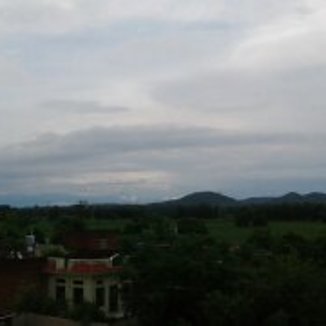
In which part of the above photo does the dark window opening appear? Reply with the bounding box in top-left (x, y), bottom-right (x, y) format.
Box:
top-left (73, 280), bottom-right (83, 285)
top-left (109, 285), bottom-right (119, 312)
top-left (56, 278), bottom-right (66, 284)
top-left (73, 287), bottom-right (84, 305)
top-left (56, 286), bottom-right (65, 302)
top-left (96, 287), bottom-right (105, 307)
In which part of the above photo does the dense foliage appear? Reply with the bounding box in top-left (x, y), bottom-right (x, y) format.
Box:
top-left (122, 221), bottom-right (326, 326)
top-left (3, 202), bottom-right (326, 324)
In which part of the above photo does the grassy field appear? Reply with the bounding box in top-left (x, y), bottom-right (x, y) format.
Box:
top-left (205, 219), bottom-right (326, 243)
top-left (2, 215), bottom-right (326, 246)
top-left (83, 217), bottom-right (326, 243)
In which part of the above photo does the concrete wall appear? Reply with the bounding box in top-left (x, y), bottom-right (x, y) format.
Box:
top-left (0, 259), bottom-right (46, 310)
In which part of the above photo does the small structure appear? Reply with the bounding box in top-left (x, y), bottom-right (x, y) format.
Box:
top-left (45, 254), bottom-right (124, 319)
top-left (0, 230), bottom-right (125, 321)
top-left (25, 233), bottom-right (36, 257)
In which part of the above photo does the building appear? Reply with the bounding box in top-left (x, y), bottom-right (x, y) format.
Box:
top-left (44, 230), bottom-right (124, 319)
top-left (0, 258), bottom-right (46, 310)
top-left (45, 255), bottom-right (124, 319)
top-left (0, 230), bottom-right (125, 321)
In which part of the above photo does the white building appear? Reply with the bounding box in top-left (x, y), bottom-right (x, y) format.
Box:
top-left (45, 255), bottom-right (124, 319)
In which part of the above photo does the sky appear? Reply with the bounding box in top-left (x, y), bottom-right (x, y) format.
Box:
top-left (0, 0), bottom-right (326, 205)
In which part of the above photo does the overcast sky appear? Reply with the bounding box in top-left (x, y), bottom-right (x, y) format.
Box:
top-left (0, 0), bottom-right (326, 205)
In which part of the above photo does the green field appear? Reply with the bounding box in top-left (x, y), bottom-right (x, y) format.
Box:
top-left (205, 219), bottom-right (326, 243)
top-left (10, 217), bottom-right (326, 244)
top-left (82, 218), bottom-right (326, 243)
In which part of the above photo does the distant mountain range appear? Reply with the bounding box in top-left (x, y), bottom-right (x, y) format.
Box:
top-left (158, 191), bottom-right (326, 206)
top-left (3, 191), bottom-right (326, 208)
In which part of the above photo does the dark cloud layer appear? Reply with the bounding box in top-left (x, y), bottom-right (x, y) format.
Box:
top-left (0, 125), bottom-right (324, 204)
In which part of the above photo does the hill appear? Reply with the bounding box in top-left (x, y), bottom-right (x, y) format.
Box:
top-left (157, 191), bottom-right (326, 207)
top-left (166, 191), bottom-right (237, 206)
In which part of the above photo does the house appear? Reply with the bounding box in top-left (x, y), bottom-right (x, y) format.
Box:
top-left (0, 230), bottom-right (125, 321)
top-left (44, 254), bottom-right (124, 319)
top-left (44, 230), bottom-right (124, 319)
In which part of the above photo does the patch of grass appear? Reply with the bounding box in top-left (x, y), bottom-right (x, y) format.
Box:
top-left (205, 219), bottom-right (326, 243)
top-left (269, 221), bottom-right (326, 239)
top-left (5, 215), bottom-right (326, 245)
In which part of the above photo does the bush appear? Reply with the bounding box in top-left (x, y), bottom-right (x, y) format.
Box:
top-left (69, 302), bottom-right (107, 325)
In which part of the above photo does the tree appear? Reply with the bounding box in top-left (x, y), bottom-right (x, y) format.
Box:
top-left (124, 234), bottom-right (237, 326)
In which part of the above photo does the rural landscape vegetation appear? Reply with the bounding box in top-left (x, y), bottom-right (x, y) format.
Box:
top-left (3, 192), bottom-right (326, 325)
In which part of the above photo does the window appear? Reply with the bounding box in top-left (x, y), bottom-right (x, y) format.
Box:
top-left (109, 285), bottom-right (119, 312)
top-left (96, 287), bottom-right (105, 307)
top-left (73, 280), bottom-right (83, 285)
top-left (56, 278), bottom-right (66, 284)
top-left (56, 285), bottom-right (65, 302)
top-left (73, 287), bottom-right (84, 305)
top-left (55, 278), bottom-right (66, 302)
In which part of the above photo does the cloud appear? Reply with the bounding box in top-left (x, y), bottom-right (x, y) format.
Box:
top-left (0, 125), bottom-right (307, 164)
top-left (0, 0), bottom-right (310, 37)
top-left (42, 100), bottom-right (129, 115)
top-left (151, 3), bottom-right (326, 132)
top-left (0, 125), bottom-right (324, 201)
top-left (0, 0), bottom-right (326, 203)
top-left (152, 65), bottom-right (326, 115)
top-left (228, 4), bottom-right (326, 71)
